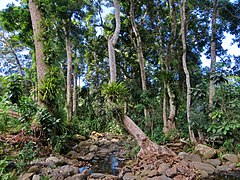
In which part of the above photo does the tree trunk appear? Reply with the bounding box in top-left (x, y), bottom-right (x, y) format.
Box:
top-left (73, 49), bottom-right (78, 114)
top-left (130, 0), bottom-right (149, 120)
top-left (29, 0), bottom-right (48, 107)
top-left (166, 84), bottom-right (176, 130)
top-left (180, 0), bottom-right (196, 143)
top-left (108, 0), bottom-right (120, 83)
top-left (209, 0), bottom-right (218, 109)
top-left (64, 24), bottom-right (73, 122)
top-left (160, 0), bottom-right (177, 134)
top-left (123, 115), bottom-right (176, 158)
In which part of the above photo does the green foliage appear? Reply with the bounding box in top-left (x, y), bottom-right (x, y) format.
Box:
top-left (101, 82), bottom-right (128, 103)
top-left (37, 108), bottom-right (66, 137)
top-left (2, 74), bottom-right (23, 105)
top-left (16, 142), bottom-right (37, 172)
top-left (51, 133), bottom-right (72, 154)
top-left (0, 158), bottom-right (16, 180)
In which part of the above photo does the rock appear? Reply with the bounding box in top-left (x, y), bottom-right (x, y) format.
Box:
top-left (222, 154), bottom-right (239, 163)
top-left (98, 148), bottom-right (110, 157)
top-left (204, 159), bottom-right (221, 167)
top-left (199, 170), bottom-right (209, 179)
top-left (179, 160), bottom-right (188, 167)
top-left (19, 173), bottom-right (34, 180)
top-left (60, 165), bottom-right (79, 177)
top-left (89, 145), bottom-right (98, 152)
top-left (104, 175), bottom-right (119, 180)
top-left (67, 151), bottom-right (79, 159)
top-left (79, 153), bottom-right (94, 161)
top-left (173, 175), bottom-right (189, 180)
top-left (51, 172), bottom-right (65, 180)
top-left (123, 172), bottom-right (137, 180)
top-left (216, 165), bottom-right (232, 172)
top-left (90, 173), bottom-right (106, 178)
top-left (228, 162), bottom-right (237, 169)
top-left (111, 138), bottom-right (119, 143)
top-left (65, 173), bottom-right (87, 180)
top-left (148, 170), bottom-right (159, 177)
top-left (165, 166), bottom-right (177, 177)
top-left (73, 134), bottom-right (86, 141)
top-left (46, 156), bottom-right (63, 166)
top-left (178, 152), bottom-right (202, 162)
top-left (158, 163), bottom-right (169, 174)
top-left (32, 175), bottom-right (41, 180)
top-left (195, 144), bottom-right (217, 159)
top-left (27, 165), bottom-right (41, 173)
top-left (150, 175), bottom-right (171, 180)
top-left (191, 162), bottom-right (215, 174)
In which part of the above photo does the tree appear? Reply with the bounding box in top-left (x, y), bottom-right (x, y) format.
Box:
top-left (129, 0), bottom-right (149, 120)
top-left (29, 0), bottom-right (49, 107)
top-left (209, 0), bottom-right (218, 109)
top-left (180, 0), bottom-right (196, 143)
top-left (64, 20), bottom-right (73, 122)
top-left (108, 0), bottom-right (121, 83)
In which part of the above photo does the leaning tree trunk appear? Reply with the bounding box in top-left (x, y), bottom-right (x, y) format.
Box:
top-left (64, 24), bottom-right (73, 122)
top-left (209, 0), bottom-right (218, 109)
top-left (180, 0), bottom-right (196, 143)
top-left (29, 0), bottom-right (48, 107)
top-left (123, 115), bottom-right (176, 158)
top-left (130, 0), bottom-right (150, 121)
top-left (108, 0), bottom-right (120, 83)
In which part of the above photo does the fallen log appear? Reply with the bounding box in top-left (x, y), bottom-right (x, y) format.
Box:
top-left (122, 115), bottom-right (176, 158)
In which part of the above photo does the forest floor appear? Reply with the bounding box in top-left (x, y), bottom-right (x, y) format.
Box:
top-left (1, 132), bottom-right (240, 179)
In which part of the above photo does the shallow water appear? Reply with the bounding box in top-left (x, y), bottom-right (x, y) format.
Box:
top-left (79, 154), bottom-right (123, 175)
top-left (209, 171), bottom-right (240, 180)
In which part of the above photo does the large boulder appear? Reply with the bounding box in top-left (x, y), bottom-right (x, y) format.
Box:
top-left (194, 144), bottom-right (217, 159)
top-left (191, 162), bottom-right (215, 174)
top-left (178, 152), bottom-right (202, 162)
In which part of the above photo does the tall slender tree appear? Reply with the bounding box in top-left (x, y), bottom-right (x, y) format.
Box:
top-left (108, 0), bottom-right (121, 83)
top-left (209, 0), bottom-right (218, 108)
top-left (129, 0), bottom-right (149, 120)
top-left (180, 0), bottom-right (196, 143)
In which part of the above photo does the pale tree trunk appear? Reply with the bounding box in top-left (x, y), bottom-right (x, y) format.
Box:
top-left (29, 0), bottom-right (48, 107)
top-left (64, 24), bottom-right (73, 122)
top-left (157, 21), bottom-right (169, 134)
top-left (180, 0), bottom-right (196, 143)
top-left (123, 115), bottom-right (176, 158)
top-left (209, 0), bottom-right (218, 109)
top-left (130, 0), bottom-right (150, 122)
top-left (160, 0), bottom-right (177, 134)
top-left (73, 49), bottom-right (78, 114)
top-left (108, 0), bottom-right (120, 83)
top-left (166, 84), bottom-right (176, 130)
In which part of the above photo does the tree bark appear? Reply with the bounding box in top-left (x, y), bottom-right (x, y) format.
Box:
top-left (123, 115), bottom-right (176, 158)
top-left (29, 0), bottom-right (48, 107)
top-left (160, 0), bottom-right (177, 134)
top-left (180, 0), bottom-right (196, 143)
top-left (108, 0), bottom-right (121, 83)
top-left (209, 0), bottom-right (218, 109)
top-left (64, 24), bottom-right (73, 122)
top-left (73, 49), bottom-right (78, 114)
top-left (130, 0), bottom-right (149, 120)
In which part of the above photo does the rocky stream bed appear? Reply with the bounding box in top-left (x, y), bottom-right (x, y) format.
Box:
top-left (15, 132), bottom-right (240, 180)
